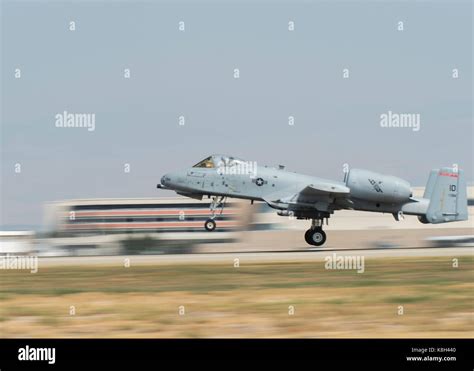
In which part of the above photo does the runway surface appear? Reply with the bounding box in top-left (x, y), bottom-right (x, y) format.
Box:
top-left (37, 246), bottom-right (473, 267)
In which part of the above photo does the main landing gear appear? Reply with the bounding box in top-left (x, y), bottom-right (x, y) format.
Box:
top-left (304, 219), bottom-right (327, 246)
top-left (204, 196), bottom-right (227, 232)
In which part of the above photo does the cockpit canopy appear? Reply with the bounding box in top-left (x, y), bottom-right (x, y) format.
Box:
top-left (192, 155), bottom-right (245, 169)
top-left (192, 156), bottom-right (215, 168)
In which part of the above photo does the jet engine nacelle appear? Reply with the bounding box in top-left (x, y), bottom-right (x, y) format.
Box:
top-left (346, 169), bottom-right (411, 204)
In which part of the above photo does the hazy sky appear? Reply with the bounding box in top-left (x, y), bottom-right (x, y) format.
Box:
top-left (1, 0), bottom-right (473, 229)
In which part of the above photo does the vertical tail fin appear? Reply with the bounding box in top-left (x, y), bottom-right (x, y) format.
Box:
top-left (423, 169), bottom-right (438, 199)
top-left (423, 167), bottom-right (468, 224)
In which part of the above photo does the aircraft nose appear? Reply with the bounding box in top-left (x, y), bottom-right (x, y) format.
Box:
top-left (158, 173), bottom-right (172, 189)
top-left (162, 173), bottom-right (173, 185)
top-left (158, 171), bottom-right (185, 190)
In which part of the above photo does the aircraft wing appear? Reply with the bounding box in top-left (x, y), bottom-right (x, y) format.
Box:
top-left (263, 182), bottom-right (351, 208)
top-left (297, 183), bottom-right (350, 198)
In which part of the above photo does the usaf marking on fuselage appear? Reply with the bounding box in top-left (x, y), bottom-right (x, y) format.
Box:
top-left (158, 155), bottom-right (468, 246)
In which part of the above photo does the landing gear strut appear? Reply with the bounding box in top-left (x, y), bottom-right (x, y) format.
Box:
top-left (304, 219), bottom-right (327, 246)
top-left (204, 196), bottom-right (227, 232)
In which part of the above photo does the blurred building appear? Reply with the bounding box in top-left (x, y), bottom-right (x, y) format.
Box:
top-left (0, 231), bottom-right (35, 255)
top-left (41, 197), bottom-right (248, 255)
top-left (36, 185), bottom-right (474, 255)
top-left (44, 197), bottom-right (242, 235)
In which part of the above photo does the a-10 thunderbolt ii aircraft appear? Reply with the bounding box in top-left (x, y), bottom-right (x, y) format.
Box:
top-left (158, 155), bottom-right (468, 246)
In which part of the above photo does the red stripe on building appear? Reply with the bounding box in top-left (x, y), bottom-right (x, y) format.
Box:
top-left (69, 209), bottom-right (238, 217)
top-left (64, 221), bottom-right (237, 229)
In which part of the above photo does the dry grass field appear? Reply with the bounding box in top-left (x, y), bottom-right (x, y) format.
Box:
top-left (0, 255), bottom-right (472, 338)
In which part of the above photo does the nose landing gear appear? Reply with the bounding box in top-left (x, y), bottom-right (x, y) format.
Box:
top-left (204, 196), bottom-right (227, 232)
top-left (204, 219), bottom-right (216, 231)
top-left (304, 219), bottom-right (327, 246)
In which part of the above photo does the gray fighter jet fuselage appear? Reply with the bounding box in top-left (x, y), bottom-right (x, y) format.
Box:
top-left (158, 155), bottom-right (468, 246)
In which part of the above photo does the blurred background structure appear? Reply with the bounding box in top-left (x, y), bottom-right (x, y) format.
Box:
top-left (1, 185), bottom-right (472, 256)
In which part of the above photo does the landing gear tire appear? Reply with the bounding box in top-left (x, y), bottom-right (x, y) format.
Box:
top-left (304, 229), bottom-right (313, 245)
top-left (305, 228), bottom-right (326, 246)
top-left (204, 219), bottom-right (216, 232)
